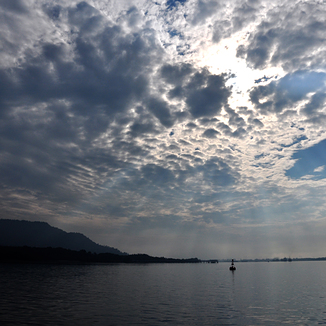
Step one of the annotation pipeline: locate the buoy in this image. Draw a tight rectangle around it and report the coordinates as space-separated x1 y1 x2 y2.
229 259 236 271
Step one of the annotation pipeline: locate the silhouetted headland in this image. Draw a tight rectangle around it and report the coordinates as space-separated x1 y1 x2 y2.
0 219 201 264
0 246 201 264
0 219 127 255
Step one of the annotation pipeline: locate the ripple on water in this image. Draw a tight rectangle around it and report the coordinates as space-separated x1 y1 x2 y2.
1 262 326 325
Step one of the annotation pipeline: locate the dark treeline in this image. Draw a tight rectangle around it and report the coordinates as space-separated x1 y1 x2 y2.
0 246 201 264
224 257 326 263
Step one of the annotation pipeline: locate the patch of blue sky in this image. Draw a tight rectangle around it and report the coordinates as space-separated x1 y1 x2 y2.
286 138 326 180
166 0 187 10
278 70 326 101
168 29 183 38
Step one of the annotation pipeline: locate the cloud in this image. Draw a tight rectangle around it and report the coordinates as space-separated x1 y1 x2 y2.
237 1 326 71
191 0 220 26
224 106 246 128
185 122 197 129
202 128 220 138
0 0 28 13
160 63 194 86
0 1 239 232
185 70 232 118
314 165 325 173
141 163 176 185
128 120 160 138
249 118 264 128
301 92 326 119
146 97 175 128
249 70 326 114
1 33 156 118
160 63 232 118
213 0 260 43
196 157 238 187
0 1 166 205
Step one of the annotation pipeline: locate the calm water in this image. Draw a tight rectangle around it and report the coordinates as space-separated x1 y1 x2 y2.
1 261 326 325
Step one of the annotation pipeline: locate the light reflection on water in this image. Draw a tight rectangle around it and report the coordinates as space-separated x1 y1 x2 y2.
1 261 326 325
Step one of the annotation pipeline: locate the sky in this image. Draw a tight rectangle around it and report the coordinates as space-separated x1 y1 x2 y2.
1 0 326 260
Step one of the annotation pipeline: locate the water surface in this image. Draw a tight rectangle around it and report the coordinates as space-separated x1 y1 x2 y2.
1 261 326 325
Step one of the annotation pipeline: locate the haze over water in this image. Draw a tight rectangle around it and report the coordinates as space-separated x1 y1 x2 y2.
1 261 326 325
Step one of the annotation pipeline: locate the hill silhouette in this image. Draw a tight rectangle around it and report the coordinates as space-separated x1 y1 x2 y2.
0 246 201 264
0 219 127 255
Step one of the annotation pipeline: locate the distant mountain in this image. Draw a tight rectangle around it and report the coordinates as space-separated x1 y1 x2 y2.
0 246 201 264
0 219 127 255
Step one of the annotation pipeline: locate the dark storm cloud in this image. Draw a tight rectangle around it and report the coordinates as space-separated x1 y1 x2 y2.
249 70 326 114
237 2 326 71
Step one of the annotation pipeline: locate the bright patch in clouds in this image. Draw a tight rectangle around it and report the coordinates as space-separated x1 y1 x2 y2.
1 0 326 259
199 34 285 108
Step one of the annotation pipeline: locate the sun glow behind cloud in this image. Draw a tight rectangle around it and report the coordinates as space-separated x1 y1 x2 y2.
197 32 285 109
